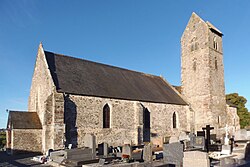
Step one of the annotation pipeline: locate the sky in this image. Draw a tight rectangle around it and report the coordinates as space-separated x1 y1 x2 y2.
0 0 250 128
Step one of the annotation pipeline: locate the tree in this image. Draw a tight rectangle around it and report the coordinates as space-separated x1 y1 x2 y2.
0 131 6 149
226 93 250 128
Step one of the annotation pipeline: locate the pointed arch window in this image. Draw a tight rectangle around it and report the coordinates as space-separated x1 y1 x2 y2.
103 104 110 128
173 112 177 129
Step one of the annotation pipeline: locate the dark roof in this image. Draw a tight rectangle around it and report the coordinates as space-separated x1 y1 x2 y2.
7 111 42 129
173 85 182 94
44 51 187 105
226 100 238 108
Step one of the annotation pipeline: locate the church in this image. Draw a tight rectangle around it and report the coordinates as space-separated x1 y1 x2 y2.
6 13 240 154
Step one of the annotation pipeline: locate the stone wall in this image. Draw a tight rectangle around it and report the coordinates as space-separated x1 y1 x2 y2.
64 94 190 147
12 129 42 153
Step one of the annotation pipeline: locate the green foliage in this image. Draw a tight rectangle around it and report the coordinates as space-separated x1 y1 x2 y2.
226 93 250 128
0 131 6 149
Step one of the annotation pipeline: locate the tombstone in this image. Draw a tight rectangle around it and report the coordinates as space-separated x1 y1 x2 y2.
143 143 152 162
122 144 132 158
183 151 210 167
98 159 105 166
179 132 189 141
194 136 205 150
84 134 96 157
202 125 214 152
221 145 231 155
169 136 178 143
197 131 205 137
163 142 184 167
189 133 196 148
98 143 108 156
210 134 217 143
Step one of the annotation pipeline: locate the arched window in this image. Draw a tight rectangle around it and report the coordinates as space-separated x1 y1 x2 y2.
173 112 177 129
213 37 218 50
103 104 110 128
191 37 198 52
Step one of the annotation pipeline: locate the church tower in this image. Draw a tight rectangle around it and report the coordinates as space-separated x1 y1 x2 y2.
181 13 227 134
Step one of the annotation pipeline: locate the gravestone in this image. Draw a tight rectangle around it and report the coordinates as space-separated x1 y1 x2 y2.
183 151 209 167
84 134 96 158
221 145 231 155
197 131 205 137
122 144 132 158
143 143 152 162
169 136 178 143
194 136 205 150
98 143 108 156
202 125 214 152
179 132 189 141
189 133 196 148
163 142 184 167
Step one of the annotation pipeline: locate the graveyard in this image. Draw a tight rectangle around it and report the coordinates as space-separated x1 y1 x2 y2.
11 127 248 167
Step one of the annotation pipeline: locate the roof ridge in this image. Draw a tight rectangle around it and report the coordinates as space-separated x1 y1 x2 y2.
44 50 161 79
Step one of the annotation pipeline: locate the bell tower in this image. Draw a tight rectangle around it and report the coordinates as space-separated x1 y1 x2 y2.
181 12 227 134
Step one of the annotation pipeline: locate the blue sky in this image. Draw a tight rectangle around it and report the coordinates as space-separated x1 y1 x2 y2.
0 1 250 128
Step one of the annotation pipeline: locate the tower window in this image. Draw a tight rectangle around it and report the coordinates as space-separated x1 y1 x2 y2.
213 37 218 51
215 57 218 70
103 104 110 128
191 37 198 52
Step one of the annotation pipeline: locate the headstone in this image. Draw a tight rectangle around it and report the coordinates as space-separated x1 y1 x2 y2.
183 151 210 167
98 143 108 156
84 134 96 158
189 133 196 148
210 134 217 143
194 136 205 150
143 143 152 162
163 142 184 167
122 144 132 158
169 136 178 143
179 132 189 141
98 159 105 166
221 145 231 155
197 131 205 137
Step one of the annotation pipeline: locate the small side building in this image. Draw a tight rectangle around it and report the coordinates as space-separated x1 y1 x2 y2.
6 111 42 154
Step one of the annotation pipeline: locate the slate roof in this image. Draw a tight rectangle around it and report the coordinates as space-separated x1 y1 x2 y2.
44 51 187 105
7 111 42 129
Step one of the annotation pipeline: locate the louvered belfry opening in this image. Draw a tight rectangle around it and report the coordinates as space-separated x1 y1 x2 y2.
103 104 110 128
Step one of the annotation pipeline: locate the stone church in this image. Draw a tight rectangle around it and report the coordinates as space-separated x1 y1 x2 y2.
6 13 240 154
